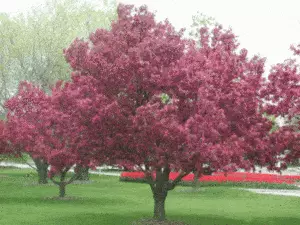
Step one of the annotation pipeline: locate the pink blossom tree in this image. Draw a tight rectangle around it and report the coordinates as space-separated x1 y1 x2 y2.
4 80 119 197
5 82 51 184
261 44 300 166
63 4 279 220
0 120 14 157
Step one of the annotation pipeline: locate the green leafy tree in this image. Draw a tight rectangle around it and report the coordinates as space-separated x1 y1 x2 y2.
16 0 116 89
0 0 116 103
188 11 217 47
0 13 24 110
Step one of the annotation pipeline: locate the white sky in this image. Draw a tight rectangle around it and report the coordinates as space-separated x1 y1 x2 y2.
1 0 300 74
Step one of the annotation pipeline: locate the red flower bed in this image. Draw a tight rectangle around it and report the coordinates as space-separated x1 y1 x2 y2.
120 171 300 184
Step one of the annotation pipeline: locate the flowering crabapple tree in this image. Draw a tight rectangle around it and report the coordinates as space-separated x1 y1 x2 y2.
5 81 81 195
171 26 281 173
0 121 6 154
0 120 16 158
49 74 128 175
64 4 277 221
47 78 122 197
5 80 117 197
5 82 50 184
261 44 300 166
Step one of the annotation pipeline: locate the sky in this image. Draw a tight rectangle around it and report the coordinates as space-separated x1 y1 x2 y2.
1 0 300 74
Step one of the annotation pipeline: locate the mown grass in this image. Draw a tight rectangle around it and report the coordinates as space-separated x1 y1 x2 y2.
0 153 31 164
1 168 300 225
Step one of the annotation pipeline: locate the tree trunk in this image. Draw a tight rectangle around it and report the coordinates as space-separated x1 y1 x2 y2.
193 170 200 189
37 165 48 184
33 158 48 184
75 165 89 181
59 183 66 198
153 193 167 221
50 170 74 198
151 167 170 221
146 166 188 221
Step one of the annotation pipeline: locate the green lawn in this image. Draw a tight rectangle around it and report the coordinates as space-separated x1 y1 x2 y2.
1 168 300 225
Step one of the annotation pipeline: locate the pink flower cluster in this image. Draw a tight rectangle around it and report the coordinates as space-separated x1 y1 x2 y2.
121 171 300 184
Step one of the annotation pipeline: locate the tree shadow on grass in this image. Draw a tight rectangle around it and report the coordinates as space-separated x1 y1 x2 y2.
38 212 142 225
0 195 135 207
24 212 300 225
170 213 300 225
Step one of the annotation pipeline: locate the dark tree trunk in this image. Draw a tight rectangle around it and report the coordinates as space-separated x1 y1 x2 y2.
153 191 167 220
33 158 48 184
151 167 170 221
59 183 66 198
50 170 69 198
145 165 189 221
75 165 89 181
193 170 200 189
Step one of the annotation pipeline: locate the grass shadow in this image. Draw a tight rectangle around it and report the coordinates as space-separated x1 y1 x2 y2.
25 212 300 225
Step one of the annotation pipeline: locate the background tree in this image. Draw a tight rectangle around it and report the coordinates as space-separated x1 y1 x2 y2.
0 0 116 106
5 80 112 195
261 45 300 167
0 0 117 180
18 0 116 88
5 82 51 184
0 13 24 112
188 11 217 48
64 4 278 221
0 120 14 157
49 75 127 190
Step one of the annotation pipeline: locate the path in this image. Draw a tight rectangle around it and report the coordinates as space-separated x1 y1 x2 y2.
242 188 300 197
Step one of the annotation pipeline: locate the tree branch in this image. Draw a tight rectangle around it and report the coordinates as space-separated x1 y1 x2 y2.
66 172 80 185
144 169 155 193
139 162 155 192
20 154 37 170
49 176 60 185
60 167 71 183
50 166 78 185
167 171 189 191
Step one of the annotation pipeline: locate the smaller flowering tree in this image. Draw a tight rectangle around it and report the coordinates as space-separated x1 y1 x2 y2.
5 80 117 197
0 121 6 154
50 74 128 168
0 120 15 157
261 44 300 166
5 82 51 184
